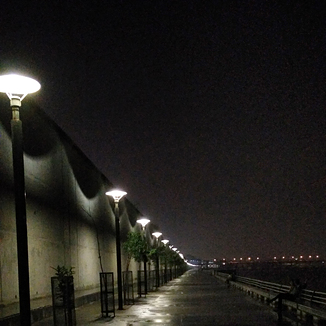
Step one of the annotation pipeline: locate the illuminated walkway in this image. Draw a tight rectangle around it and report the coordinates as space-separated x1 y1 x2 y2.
31 268 278 325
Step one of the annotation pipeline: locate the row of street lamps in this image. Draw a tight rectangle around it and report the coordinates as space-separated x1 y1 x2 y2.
106 190 179 310
0 74 184 324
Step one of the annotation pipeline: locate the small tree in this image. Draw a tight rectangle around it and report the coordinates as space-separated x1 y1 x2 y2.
51 265 76 326
51 265 75 302
148 246 165 264
123 231 148 271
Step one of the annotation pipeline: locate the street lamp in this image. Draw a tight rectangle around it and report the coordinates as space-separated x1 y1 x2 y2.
152 232 162 239
136 218 150 229
0 73 40 326
136 217 150 295
152 232 162 288
105 189 127 310
161 239 169 283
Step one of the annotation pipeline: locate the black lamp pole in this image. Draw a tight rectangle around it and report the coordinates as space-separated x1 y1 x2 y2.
0 74 40 326
114 200 123 310
11 97 31 326
106 190 126 311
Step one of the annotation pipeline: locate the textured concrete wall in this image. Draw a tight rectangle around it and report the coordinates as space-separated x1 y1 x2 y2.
0 97 142 305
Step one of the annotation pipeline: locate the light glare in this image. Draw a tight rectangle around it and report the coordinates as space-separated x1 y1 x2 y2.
106 189 127 202
152 232 162 239
137 218 150 228
0 74 41 95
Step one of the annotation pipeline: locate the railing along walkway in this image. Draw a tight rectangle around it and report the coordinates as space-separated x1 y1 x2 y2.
214 271 326 325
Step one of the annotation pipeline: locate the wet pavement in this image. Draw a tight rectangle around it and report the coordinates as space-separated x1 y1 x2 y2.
34 269 278 325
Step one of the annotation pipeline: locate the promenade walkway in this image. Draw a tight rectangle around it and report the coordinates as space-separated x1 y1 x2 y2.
33 268 278 326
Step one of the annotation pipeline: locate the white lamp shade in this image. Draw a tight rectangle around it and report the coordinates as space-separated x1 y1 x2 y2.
161 239 169 245
152 232 162 239
105 189 127 201
0 74 40 95
136 218 150 228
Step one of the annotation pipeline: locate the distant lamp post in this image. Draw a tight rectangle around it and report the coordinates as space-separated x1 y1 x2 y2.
0 74 41 326
152 232 162 287
105 189 127 310
136 217 150 295
161 239 169 283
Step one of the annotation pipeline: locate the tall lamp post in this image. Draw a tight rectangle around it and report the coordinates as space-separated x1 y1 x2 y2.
0 74 40 326
152 232 162 288
161 239 169 283
106 189 127 310
136 218 150 295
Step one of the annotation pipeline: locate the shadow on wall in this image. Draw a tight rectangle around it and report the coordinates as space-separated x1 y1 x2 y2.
64 141 105 199
0 95 142 232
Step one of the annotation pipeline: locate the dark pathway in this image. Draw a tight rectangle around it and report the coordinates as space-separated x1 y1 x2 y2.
34 269 278 325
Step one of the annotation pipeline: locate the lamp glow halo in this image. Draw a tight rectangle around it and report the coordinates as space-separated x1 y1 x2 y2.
0 74 41 100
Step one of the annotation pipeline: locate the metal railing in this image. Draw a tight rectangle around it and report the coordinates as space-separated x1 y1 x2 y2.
216 271 326 309
122 271 134 305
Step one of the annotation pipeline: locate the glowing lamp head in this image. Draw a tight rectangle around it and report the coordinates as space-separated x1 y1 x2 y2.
161 239 169 245
152 232 162 239
0 74 40 100
136 218 150 228
105 189 127 202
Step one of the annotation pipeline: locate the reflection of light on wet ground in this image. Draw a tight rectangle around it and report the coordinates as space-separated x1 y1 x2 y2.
105 270 277 325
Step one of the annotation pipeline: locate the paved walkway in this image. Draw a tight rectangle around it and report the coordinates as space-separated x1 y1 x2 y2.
33 269 278 326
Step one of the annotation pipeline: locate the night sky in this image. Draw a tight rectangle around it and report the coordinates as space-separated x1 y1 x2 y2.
1 1 325 260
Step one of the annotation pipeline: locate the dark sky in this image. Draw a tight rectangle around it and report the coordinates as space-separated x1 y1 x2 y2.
1 1 325 260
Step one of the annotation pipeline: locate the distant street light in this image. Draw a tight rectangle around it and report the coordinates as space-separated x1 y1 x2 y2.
106 189 127 310
152 232 162 239
0 74 40 326
136 218 150 229
152 232 162 287
136 217 150 295
161 239 169 283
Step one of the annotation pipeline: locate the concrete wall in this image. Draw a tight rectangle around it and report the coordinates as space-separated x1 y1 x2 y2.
0 97 143 305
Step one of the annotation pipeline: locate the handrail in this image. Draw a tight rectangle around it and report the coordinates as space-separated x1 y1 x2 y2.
216 272 326 310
